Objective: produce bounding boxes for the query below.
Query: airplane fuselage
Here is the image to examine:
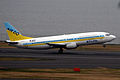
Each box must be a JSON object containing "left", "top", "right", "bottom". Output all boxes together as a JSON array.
[{"left": 12, "top": 32, "right": 116, "bottom": 49}]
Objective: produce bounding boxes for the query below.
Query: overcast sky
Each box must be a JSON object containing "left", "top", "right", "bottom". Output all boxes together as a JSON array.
[{"left": 0, "top": 0, "right": 120, "bottom": 44}]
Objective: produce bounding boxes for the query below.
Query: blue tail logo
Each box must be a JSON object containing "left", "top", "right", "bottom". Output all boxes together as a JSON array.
[{"left": 4, "top": 22, "right": 20, "bottom": 36}]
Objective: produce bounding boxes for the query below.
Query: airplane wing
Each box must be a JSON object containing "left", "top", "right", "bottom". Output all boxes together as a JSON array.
[{"left": 46, "top": 43, "right": 66, "bottom": 48}]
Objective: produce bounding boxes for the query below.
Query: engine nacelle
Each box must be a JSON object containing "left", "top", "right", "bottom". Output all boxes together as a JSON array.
[{"left": 65, "top": 42, "right": 77, "bottom": 49}]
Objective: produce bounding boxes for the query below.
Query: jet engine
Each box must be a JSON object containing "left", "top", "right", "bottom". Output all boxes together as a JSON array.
[{"left": 65, "top": 42, "right": 77, "bottom": 49}]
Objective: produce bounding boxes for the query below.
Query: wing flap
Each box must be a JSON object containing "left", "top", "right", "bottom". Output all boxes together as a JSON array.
[{"left": 46, "top": 43, "right": 66, "bottom": 48}]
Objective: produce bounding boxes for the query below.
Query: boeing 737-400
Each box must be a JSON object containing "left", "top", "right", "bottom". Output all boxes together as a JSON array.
[{"left": 4, "top": 22, "right": 116, "bottom": 53}]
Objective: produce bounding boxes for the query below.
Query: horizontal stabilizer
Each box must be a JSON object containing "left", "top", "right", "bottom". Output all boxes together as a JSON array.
[{"left": 5, "top": 40, "right": 18, "bottom": 44}]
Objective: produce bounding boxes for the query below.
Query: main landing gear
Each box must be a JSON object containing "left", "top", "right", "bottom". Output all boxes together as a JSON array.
[
  {"left": 58, "top": 48, "right": 63, "bottom": 53},
  {"left": 103, "top": 44, "right": 106, "bottom": 48}
]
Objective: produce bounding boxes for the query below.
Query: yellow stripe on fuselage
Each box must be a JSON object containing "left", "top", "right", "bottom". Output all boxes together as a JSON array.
[{"left": 23, "top": 37, "right": 104, "bottom": 47}]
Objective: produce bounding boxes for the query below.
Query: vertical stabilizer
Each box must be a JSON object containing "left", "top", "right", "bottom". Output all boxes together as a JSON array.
[{"left": 4, "top": 22, "right": 32, "bottom": 41}]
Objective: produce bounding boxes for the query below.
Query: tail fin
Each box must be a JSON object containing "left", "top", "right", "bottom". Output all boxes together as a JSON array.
[{"left": 4, "top": 22, "right": 32, "bottom": 41}]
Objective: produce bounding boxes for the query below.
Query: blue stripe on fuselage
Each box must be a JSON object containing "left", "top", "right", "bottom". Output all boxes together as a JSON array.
[{"left": 23, "top": 35, "right": 104, "bottom": 45}]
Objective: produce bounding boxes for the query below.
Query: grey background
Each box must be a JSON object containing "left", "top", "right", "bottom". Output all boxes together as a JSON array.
[{"left": 0, "top": 0, "right": 120, "bottom": 44}]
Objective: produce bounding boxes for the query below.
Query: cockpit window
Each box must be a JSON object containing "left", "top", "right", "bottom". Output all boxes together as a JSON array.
[{"left": 105, "top": 34, "right": 110, "bottom": 36}]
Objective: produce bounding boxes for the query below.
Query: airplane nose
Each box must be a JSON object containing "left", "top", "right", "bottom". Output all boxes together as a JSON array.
[{"left": 111, "top": 35, "right": 116, "bottom": 40}]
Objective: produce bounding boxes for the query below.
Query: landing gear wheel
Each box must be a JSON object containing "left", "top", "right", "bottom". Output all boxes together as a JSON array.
[
  {"left": 58, "top": 48, "right": 63, "bottom": 53},
  {"left": 103, "top": 44, "right": 106, "bottom": 48}
]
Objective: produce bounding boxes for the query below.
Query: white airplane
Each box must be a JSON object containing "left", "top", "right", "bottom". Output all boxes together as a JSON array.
[{"left": 4, "top": 22, "right": 116, "bottom": 53}]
